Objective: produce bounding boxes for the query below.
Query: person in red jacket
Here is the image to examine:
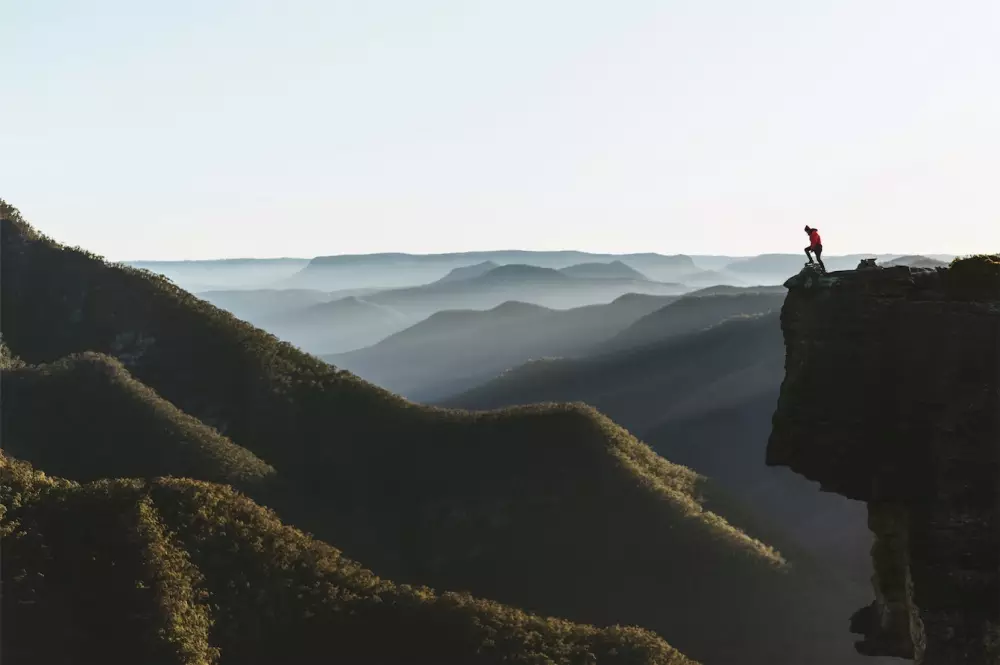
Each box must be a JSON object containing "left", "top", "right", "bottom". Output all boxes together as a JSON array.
[{"left": 804, "top": 225, "right": 826, "bottom": 272}]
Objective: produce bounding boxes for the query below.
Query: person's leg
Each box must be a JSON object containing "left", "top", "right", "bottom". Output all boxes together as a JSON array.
[
  {"left": 805, "top": 246, "right": 814, "bottom": 263},
  {"left": 815, "top": 245, "right": 826, "bottom": 272}
]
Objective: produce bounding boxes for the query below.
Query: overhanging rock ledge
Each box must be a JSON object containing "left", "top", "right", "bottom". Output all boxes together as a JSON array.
[{"left": 767, "top": 260, "right": 1000, "bottom": 664}]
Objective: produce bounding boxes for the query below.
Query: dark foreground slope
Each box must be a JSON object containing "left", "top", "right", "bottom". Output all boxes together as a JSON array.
[
  {"left": 1, "top": 453, "right": 694, "bottom": 665},
  {"left": 0, "top": 201, "right": 870, "bottom": 665},
  {"left": 1, "top": 351, "right": 275, "bottom": 487}
]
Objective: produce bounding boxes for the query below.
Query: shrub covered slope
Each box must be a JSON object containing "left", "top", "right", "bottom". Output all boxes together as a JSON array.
[
  {"left": 1, "top": 200, "right": 868, "bottom": 664},
  {"left": 1, "top": 453, "right": 694, "bottom": 665},
  {"left": 1, "top": 351, "right": 275, "bottom": 486}
]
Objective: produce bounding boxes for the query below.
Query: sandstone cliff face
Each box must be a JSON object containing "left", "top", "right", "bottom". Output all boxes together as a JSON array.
[{"left": 768, "top": 260, "right": 1000, "bottom": 664}]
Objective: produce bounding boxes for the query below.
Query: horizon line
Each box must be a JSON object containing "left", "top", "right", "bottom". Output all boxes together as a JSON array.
[{"left": 119, "top": 250, "right": 959, "bottom": 264}]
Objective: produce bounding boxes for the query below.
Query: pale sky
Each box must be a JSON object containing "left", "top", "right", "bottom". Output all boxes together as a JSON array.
[{"left": 3, "top": 0, "right": 998, "bottom": 260}]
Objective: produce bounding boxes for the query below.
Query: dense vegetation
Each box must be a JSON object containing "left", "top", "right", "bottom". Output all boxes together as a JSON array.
[
  {"left": 446, "top": 313, "right": 876, "bottom": 589},
  {"left": 946, "top": 254, "right": 1000, "bottom": 299},
  {"left": 1, "top": 453, "right": 694, "bottom": 665},
  {"left": 0, "top": 199, "right": 875, "bottom": 664},
  {"left": 1, "top": 351, "right": 275, "bottom": 486}
]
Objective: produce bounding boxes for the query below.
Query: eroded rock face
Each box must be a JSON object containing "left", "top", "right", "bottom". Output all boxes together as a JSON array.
[{"left": 768, "top": 262, "right": 1000, "bottom": 664}]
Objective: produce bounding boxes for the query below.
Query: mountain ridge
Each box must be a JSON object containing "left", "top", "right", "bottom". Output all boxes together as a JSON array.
[
  {"left": 1, "top": 451, "right": 697, "bottom": 665},
  {"left": 1, "top": 351, "right": 276, "bottom": 487},
  {"left": 0, "top": 199, "right": 884, "bottom": 665},
  {"left": 327, "top": 293, "right": 681, "bottom": 400}
]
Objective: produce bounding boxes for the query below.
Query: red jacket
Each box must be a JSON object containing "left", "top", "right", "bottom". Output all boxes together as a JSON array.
[{"left": 808, "top": 229, "right": 822, "bottom": 248}]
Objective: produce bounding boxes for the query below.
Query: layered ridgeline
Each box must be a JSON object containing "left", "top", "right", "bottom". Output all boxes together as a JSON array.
[
  {"left": 1, "top": 453, "right": 693, "bottom": 665},
  {"left": 1, "top": 350, "right": 275, "bottom": 487},
  {"left": 327, "top": 294, "right": 679, "bottom": 401},
  {"left": 330, "top": 287, "right": 783, "bottom": 403},
  {"left": 596, "top": 288, "right": 786, "bottom": 355},
  {"left": 445, "top": 311, "right": 874, "bottom": 588},
  {"left": 201, "top": 263, "right": 693, "bottom": 356},
  {"left": 1, "top": 200, "right": 866, "bottom": 665},
  {"left": 449, "top": 290, "right": 788, "bottom": 421},
  {"left": 195, "top": 288, "right": 338, "bottom": 321},
  {"left": 349, "top": 263, "right": 688, "bottom": 319},
  {"left": 258, "top": 295, "right": 412, "bottom": 355},
  {"left": 127, "top": 258, "right": 310, "bottom": 292},
  {"left": 879, "top": 255, "right": 949, "bottom": 269},
  {"left": 283, "top": 250, "right": 709, "bottom": 291}
]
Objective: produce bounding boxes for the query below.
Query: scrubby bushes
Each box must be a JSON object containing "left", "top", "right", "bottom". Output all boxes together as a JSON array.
[
  {"left": 1, "top": 453, "right": 695, "bottom": 665},
  {"left": 946, "top": 254, "right": 1000, "bottom": 299}
]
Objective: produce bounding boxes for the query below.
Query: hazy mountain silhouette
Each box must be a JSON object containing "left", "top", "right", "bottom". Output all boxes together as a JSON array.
[
  {"left": 283, "top": 251, "right": 700, "bottom": 291},
  {"left": 682, "top": 284, "right": 786, "bottom": 297},
  {"left": 447, "top": 313, "right": 784, "bottom": 431},
  {"left": 669, "top": 268, "right": 745, "bottom": 287},
  {"left": 128, "top": 258, "right": 309, "bottom": 292},
  {"left": 558, "top": 260, "right": 649, "bottom": 280},
  {"left": 2, "top": 199, "right": 876, "bottom": 665},
  {"left": 196, "top": 288, "right": 335, "bottom": 321},
  {"left": 598, "top": 290, "right": 787, "bottom": 355},
  {"left": 434, "top": 260, "right": 501, "bottom": 283},
  {"left": 881, "top": 254, "right": 948, "bottom": 268},
  {"left": 357, "top": 264, "right": 688, "bottom": 320},
  {"left": 2, "top": 452, "right": 694, "bottom": 665},
  {"left": 326, "top": 293, "right": 679, "bottom": 401},
  {"left": 445, "top": 313, "right": 874, "bottom": 587},
  {"left": 259, "top": 295, "right": 412, "bottom": 354},
  {"left": 722, "top": 253, "right": 900, "bottom": 282}
]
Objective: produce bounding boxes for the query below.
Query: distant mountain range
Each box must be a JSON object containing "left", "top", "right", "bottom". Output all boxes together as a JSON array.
[
  {"left": 724, "top": 253, "right": 956, "bottom": 282},
  {"left": 880, "top": 254, "right": 949, "bottom": 268},
  {"left": 260, "top": 295, "right": 412, "bottom": 355},
  {"left": 443, "top": 311, "right": 874, "bottom": 589},
  {"left": 357, "top": 263, "right": 688, "bottom": 318},
  {"left": 558, "top": 260, "right": 650, "bottom": 280},
  {"left": 195, "top": 288, "right": 336, "bottom": 321},
  {"left": 3, "top": 198, "right": 881, "bottom": 665},
  {"left": 128, "top": 257, "right": 310, "bottom": 291},
  {"left": 596, "top": 287, "right": 787, "bottom": 356},
  {"left": 285, "top": 250, "right": 703, "bottom": 291},
  {"left": 326, "top": 292, "right": 680, "bottom": 400},
  {"left": 201, "top": 262, "right": 696, "bottom": 355},
  {"left": 130, "top": 252, "right": 958, "bottom": 297}
]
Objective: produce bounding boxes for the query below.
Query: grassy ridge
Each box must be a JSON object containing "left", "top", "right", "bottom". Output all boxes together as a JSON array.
[
  {"left": 2, "top": 352, "right": 275, "bottom": 487},
  {"left": 0, "top": 453, "right": 695, "bottom": 665},
  {"left": 0, "top": 200, "right": 865, "bottom": 664},
  {"left": 0, "top": 201, "right": 774, "bottom": 563}
]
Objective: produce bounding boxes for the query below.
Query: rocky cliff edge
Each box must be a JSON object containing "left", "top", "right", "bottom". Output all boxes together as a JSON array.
[{"left": 768, "top": 258, "right": 1000, "bottom": 664}]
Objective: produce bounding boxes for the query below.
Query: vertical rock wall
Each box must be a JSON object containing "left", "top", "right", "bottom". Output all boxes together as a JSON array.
[{"left": 768, "top": 260, "right": 1000, "bottom": 664}]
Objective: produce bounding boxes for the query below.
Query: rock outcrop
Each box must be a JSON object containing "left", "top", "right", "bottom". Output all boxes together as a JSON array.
[{"left": 768, "top": 258, "right": 1000, "bottom": 664}]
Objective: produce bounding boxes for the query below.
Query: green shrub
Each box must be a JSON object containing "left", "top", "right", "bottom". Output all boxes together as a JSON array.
[
  {"left": 1, "top": 453, "right": 695, "bottom": 665},
  {"left": 946, "top": 254, "right": 1000, "bottom": 299}
]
